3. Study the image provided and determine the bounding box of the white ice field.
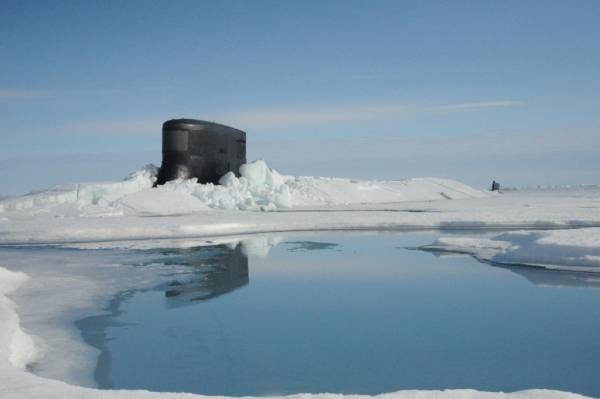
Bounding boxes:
[1,160,599,399]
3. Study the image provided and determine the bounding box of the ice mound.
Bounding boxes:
[161,159,291,210]
[0,159,488,216]
[0,165,158,213]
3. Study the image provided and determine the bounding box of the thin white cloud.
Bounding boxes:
[220,100,524,129]
[430,100,525,112]
[0,87,162,101]
[252,129,600,169]
[59,99,525,134]
[348,74,388,81]
[0,89,50,100]
[63,118,163,135]
[219,102,411,129]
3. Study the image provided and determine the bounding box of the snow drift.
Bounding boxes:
[0,160,488,215]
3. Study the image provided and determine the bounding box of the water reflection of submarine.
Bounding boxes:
[165,244,249,304]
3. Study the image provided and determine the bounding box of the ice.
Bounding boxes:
[117,188,211,215]
[0,268,37,370]
[0,160,520,245]
[0,160,487,216]
[0,165,158,213]
[1,162,600,398]
[2,186,600,245]
[422,228,600,272]
[156,159,487,211]
[239,158,287,187]
[0,248,194,388]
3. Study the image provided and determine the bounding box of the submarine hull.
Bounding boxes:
[155,119,246,186]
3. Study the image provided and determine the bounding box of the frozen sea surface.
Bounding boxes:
[2,164,599,399]
[65,233,600,397]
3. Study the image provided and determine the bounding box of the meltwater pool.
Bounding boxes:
[75,232,600,397]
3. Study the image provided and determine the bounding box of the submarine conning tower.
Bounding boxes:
[155,119,246,186]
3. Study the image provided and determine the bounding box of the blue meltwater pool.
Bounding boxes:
[76,232,600,397]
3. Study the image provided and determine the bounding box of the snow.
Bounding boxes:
[0,160,488,216]
[117,189,211,215]
[1,161,600,398]
[0,268,37,370]
[421,228,600,273]
[0,165,158,213]
[2,185,600,245]
[1,161,599,246]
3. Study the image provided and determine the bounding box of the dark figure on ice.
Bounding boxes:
[491,180,500,192]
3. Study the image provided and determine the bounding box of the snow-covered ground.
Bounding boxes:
[1,161,599,245]
[0,160,487,214]
[1,161,599,398]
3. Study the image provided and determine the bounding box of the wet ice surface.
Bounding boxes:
[72,233,600,397]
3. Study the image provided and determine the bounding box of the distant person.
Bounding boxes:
[491,180,500,192]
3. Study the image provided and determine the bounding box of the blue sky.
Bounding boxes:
[1,0,599,194]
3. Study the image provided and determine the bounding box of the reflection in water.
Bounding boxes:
[161,244,249,305]
[156,237,342,305]
[421,248,600,289]
[283,241,340,252]
[498,264,600,289]
[82,233,600,397]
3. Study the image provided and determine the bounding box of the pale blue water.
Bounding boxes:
[80,233,600,397]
